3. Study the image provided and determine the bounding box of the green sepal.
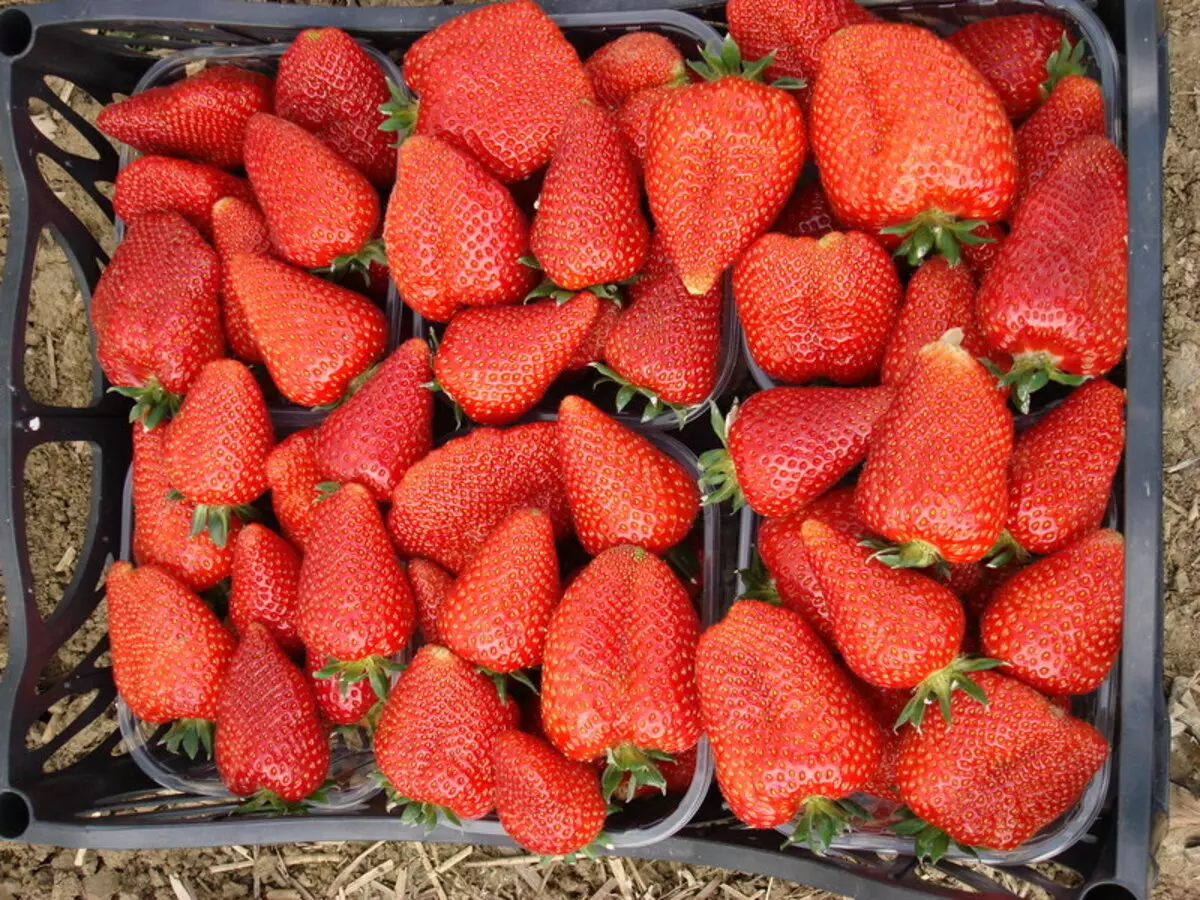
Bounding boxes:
[378,773,460,833]
[518,254,542,270]
[891,808,981,863]
[984,530,1032,569]
[159,718,214,760]
[895,656,1007,731]
[1042,33,1089,96]
[314,481,341,502]
[553,832,615,865]
[184,502,258,550]
[234,788,308,817]
[880,214,995,268]
[861,537,946,575]
[991,351,1090,414]
[771,76,807,90]
[781,796,866,856]
[525,278,578,304]
[664,541,701,588]
[109,378,182,430]
[601,743,672,804]
[590,363,693,429]
[698,401,744,511]
[737,551,781,605]
[310,239,388,286]
[313,654,404,703]
[423,378,465,429]
[688,34,777,85]
[378,78,418,146]
[476,666,539,704]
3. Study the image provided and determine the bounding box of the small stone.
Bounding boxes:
[221,884,250,900]
[83,869,119,900]
[51,851,76,871]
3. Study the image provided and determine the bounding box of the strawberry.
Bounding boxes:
[586,32,687,109]
[857,681,908,803]
[114,155,253,238]
[211,196,270,363]
[810,23,1017,265]
[106,562,235,758]
[946,14,1071,120]
[313,339,433,500]
[374,645,520,823]
[542,545,702,795]
[772,178,837,239]
[734,231,901,384]
[975,135,1128,409]
[615,84,680,169]
[229,523,302,654]
[432,293,601,426]
[383,135,537,324]
[243,113,380,270]
[388,421,571,573]
[558,395,699,556]
[493,731,608,856]
[399,0,594,183]
[408,558,454,647]
[265,429,323,551]
[93,211,222,427]
[701,386,894,516]
[215,623,330,804]
[227,253,387,407]
[896,671,1108,854]
[961,222,1007,281]
[981,530,1123,695]
[565,299,622,372]
[695,599,881,847]
[97,65,272,169]
[529,101,650,292]
[274,27,395,188]
[297,483,414,695]
[856,333,1013,567]
[306,652,378,728]
[1013,75,1106,213]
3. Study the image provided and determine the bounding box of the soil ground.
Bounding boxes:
[0,0,1197,897]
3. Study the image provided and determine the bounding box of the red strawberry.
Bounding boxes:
[734,231,901,384]
[946,14,1071,120]
[313,339,433,500]
[211,196,270,363]
[616,84,680,168]
[558,396,699,556]
[97,66,272,169]
[383,135,537,324]
[433,294,601,426]
[409,558,454,646]
[374,645,520,822]
[897,671,1108,853]
[772,178,837,239]
[702,386,894,517]
[1007,379,1124,554]
[388,422,571,573]
[114,156,253,238]
[586,32,687,109]
[493,731,608,856]
[274,28,395,188]
[961,222,1007,281]
[810,24,1017,265]
[229,524,302,654]
[306,652,378,728]
[858,681,908,803]
[1013,75,1106,213]
[646,38,805,295]
[976,135,1128,409]
[696,599,882,847]
[228,253,387,407]
[565,299,622,372]
[93,211,223,427]
[401,0,594,183]
[856,334,1013,567]
[265,429,323,551]
[243,113,380,269]
[981,529,1123,695]
[215,623,330,803]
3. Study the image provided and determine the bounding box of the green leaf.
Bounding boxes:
[189,505,207,540]
[518,254,542,270]
[601,765,623,802]
[207,508,229,550]
[510,670,539,695]
[615,384,635,413]
[770,75,806,90]
[369,669,390,703]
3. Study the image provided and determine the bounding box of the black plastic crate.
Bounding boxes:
[0,2,1168,899]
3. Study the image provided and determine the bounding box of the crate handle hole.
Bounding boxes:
[0,791,31,839]
[0,9,32,58]
[1080,882,1139,900]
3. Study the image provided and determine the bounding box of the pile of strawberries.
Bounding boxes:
[89,0,1128,864]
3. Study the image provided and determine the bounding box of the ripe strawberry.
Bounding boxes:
[897,671,1108,853]
[701,386,894,516]
[433,294,601,426]
[400,0,594,183]
[810,24,1017,264]
[374,645,520,823]
[773,178,837,238]
[313,339,433,500]
[229,524,302,654]
[107,562,235,757]
[211,196,270,363]
[408,558,454,646]
[946,14,1071,120]
[114,155,253,238]
[216,623,330,804]
[275,28,395,188]
[586,32,687,109]
[961,221,1007,281]
[734,231,901,384]
[384,135,537,323]
[227,253,387,407]
[558,396,699,555]
[565,299,622,372]
[857,681,908,803]
[493,731,608,856]
[97,65,272,169]
[388,422,571,573]
[976,136,1128,409]
[1013,75,1106,213]
[696,599,881,847]
[298,484,415,694]
[306,652,378,728]
[856,334,1013,567]
[93,211,222,427]
[265,429,323,551]
[243,113,380,269]
[616,84,680,169]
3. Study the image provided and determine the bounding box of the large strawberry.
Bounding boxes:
[211,196,270,364]
[97,65,272,169]
[93,211,222,427]
[696,599,881,848]
[229,523,302,654]
[408,558,454,646]
[114,155,253,238]
[586,32,687,109]
[1012,75,1106,213]
[810,23,1016,264]
[307,651,379,729]
[734,230,901,384]
[265,429,323,551]
[976,135,1127,409]
[856,333,1013,567]
[432,293,601,426]
[558,396,699,556]
[388,422,571,573]
[645,36,806,295]
[773,178,837,239]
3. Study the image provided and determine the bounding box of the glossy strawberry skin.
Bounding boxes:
[616,84,680,169]
[734,231,901,384]
[114,155,253,238]
[408,558,454,646]
[97,66,272,169]
[773,179,838,239]
[962,222,1007,281]
[696,600,882,828]
[265,429,323,551]
[229,524,302,654]
[586,32,686,109]
[946,14,1067,120]
[1013,75,1106,213]
[211,196,270,363]
[306,652,377,727]
[566,299,622,371]
[107,562,235,724]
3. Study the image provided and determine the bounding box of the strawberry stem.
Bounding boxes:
[737,552,782,606]
[159,718,214,760]
[548,831,616,864]
[984,530,1032,569]
[782,795,867,855]
[314,654,404,703]
[601,743,674,804]
[698,401,744,511]
[109,378,182,430]
[895,656,1007,730]
[862,537,946,573]
[184,502,259,549]
[378,78,418,146]
[687,34,798,88]
[591,363,693,428]
[310,239,387,286]
[891,807,981,862]
[879,212,995,267]
[988,351,1089,414]
[1042,33,1089,96]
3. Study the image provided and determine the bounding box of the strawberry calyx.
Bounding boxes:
[520,254,634,305]
[1041,33,1089,97]
[109,378,183,431]
[891,807,980,862]
[476,666,539,704]
[736,552,782,606]
[601,742,674,804]
[782,795,868,855]
[687,34,806,90]
[422,376,465,430]
[310,239,387,286]
[698,401,744,511]
[159,717,215,760]
[879,212,995,267]
[235,780,335,816]
[983,352,1088,415]
[591,363,692,428]
[542,831,615,864]
[985,530,1033,569]
[166,492,258,549]
[313,654,404,703]
[861,536,949,576]
[375,772,464,832]
[896,656,1007,730]
[378,78,418,146]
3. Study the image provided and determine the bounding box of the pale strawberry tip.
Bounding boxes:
[895,656,1008,731]
[158,717,215,760]
[782,796,869,856]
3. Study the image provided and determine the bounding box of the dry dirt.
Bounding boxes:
[0,0,1197,897]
